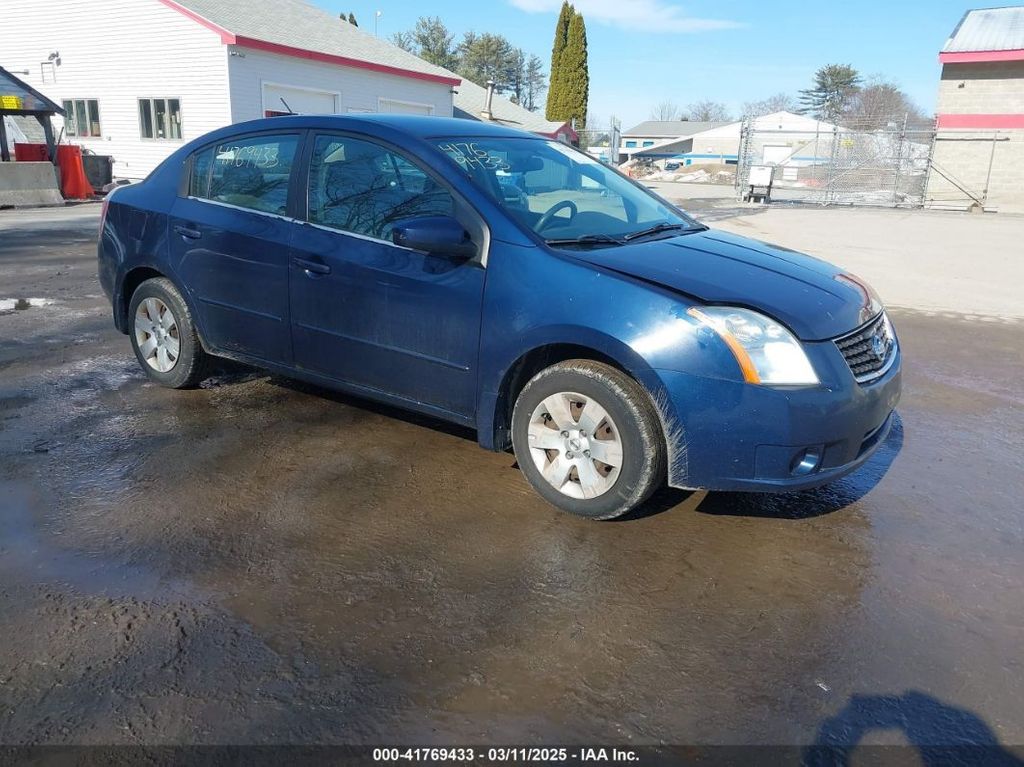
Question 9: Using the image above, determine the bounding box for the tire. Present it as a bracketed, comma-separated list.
[511, 360, 666, 520]
[128, 277, 210, 389]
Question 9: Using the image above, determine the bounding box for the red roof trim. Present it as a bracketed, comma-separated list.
[939, 49, 1024, 64]
[157, 0, 236, 42]
[157, 0, 460, 87]
[233, 37, 461, 86]
[937, 113, 1024, 129]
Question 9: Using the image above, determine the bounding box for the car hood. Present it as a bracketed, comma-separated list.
[570, 229, 878, 340]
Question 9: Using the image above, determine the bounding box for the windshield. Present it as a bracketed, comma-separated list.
[432, 137, 704, 246]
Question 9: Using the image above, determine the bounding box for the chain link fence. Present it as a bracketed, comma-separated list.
[735, 117, 936, 208]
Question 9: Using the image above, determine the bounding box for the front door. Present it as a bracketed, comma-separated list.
[169, 132, 301, 364]
[288, 133, 486, 418]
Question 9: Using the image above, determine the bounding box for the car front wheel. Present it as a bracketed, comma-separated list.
[511, 360, 666, 520]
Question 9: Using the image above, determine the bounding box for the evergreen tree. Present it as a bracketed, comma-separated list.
[391, 31, 415, 52]
[798, 64, 862, 123]
[559, 9, 589, 130]
[457, 32, 516, 89]
[545, 1, 572, 121]
[348, 13, 357, 26]
[410, 16, 458, 70]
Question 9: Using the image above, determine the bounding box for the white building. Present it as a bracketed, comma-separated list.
[623, 112, 844, 167]
[618, 120, 728, 162]
[2, 0, 461, 179]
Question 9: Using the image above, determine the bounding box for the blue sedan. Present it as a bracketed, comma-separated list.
[98, 115, 901, 519]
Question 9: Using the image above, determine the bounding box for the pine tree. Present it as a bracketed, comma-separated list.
[411, 16, 458, 70]
[349, 13, 358, 26]
[559, 10, 589, 131]
[545, 1, 572, 121]
[798, 64, 861, 124]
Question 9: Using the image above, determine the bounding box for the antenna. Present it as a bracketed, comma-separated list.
[280, 97, 295, 115]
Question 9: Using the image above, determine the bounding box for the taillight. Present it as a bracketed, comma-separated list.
[99, 195, 110, 236]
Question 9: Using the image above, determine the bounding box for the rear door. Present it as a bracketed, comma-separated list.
[168, 131, 302, 365]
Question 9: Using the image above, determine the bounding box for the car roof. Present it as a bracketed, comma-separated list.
[222, 114, 545, 141]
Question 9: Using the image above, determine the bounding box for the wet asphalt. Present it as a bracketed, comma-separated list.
[0, 203, 1022, 751]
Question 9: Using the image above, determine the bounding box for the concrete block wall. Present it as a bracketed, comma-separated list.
[937, 62, 1024, 115]
[928, 60, 1024, 212]
[927, 130, 1024, 213]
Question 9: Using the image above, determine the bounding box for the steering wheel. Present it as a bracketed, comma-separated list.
[536, 200, 578, 232]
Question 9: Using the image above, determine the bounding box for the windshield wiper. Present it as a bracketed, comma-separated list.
[622, 222, 705, 242]
[544, 233, 625, 248]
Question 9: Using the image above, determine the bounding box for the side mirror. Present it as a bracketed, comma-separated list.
[390, 216, 476, 259]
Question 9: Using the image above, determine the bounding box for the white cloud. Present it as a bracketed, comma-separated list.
[508, 0, 740, 33]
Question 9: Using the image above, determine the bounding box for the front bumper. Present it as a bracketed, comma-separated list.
[653, 342, 902, 492]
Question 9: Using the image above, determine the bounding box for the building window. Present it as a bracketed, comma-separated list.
[138, 98, 182, 140]
[62, 99, 101, 137]
[624, 140, 637, 148]
[642, 140, 655, 147]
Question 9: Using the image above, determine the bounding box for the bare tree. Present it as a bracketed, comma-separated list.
[845, 77, 930, 130]
[742, 93, 797, 117]
[650, 101, 682, 121]
[686, 100, 731, 122]
[523, 54, 546, 112]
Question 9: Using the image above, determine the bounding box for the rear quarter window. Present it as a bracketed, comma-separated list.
[188, 134, 299, 216]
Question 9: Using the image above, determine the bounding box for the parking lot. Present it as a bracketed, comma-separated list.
[1, 200, 1022, 750]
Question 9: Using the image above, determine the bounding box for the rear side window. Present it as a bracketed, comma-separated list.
[306, 134, 454, 239]
[189, 147, 213, 197]
[189, 134, 299, 215]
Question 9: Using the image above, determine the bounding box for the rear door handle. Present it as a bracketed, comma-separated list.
[174, 224, 202, 240]
[293, 257, 331, 275]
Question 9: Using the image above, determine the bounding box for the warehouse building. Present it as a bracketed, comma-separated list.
[927, 6, 1024, 213]
[623, 112, 841, 168]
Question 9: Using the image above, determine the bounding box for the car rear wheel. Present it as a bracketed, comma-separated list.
[129, 277, 210, 389]
[511, 360, 666, 520]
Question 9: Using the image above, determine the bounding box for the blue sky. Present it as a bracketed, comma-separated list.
[321, 0, 975, 128]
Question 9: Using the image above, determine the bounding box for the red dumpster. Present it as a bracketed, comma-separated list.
[13, 143, 49, 162]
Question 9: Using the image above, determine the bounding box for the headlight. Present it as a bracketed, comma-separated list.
[688, 307, 819, 386]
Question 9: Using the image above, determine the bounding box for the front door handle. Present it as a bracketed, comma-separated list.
[174, 224, 202, 240]
[293, 257, 331, 275]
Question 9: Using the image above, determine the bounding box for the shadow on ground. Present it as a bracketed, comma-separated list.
[804, 690, 1024, 766]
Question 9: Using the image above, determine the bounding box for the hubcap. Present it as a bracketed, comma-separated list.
[134, 297, 180, 373]
[526, 391, 623, 500]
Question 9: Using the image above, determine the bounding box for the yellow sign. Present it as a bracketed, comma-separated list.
[0, 94, 25, 110]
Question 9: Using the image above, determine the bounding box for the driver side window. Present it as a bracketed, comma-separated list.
[306, 135, 455, 240]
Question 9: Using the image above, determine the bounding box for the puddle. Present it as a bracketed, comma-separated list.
[0, 297, 56, 314]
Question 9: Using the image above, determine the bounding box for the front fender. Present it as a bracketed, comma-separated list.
[475, 324, 687, 475]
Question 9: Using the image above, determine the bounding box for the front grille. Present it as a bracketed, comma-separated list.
[834, 312, 896, 384]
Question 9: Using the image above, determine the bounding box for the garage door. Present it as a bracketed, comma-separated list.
[378, 98, 434, 116]
[263, 84, 339, 117]
[761, 144, 791, 165]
